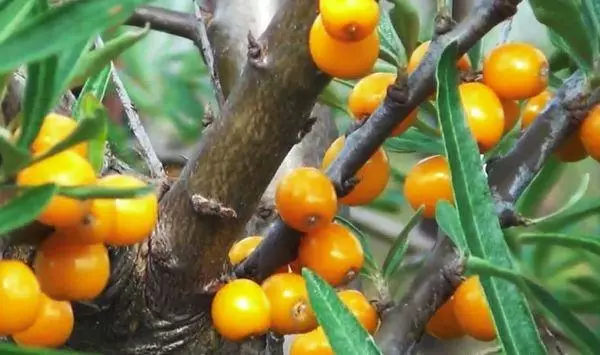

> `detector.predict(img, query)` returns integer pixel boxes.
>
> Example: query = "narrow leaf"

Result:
[435,200,467,252]
[0,341,93,354]
[581,0,600,56]
[0,0,36,43]
[302,268,383,355]
[0,184,57,236]
[528,0,594,72]
[377,8,403,64]
[383,127,445,155]
[517,233,600,257]
[0,135,32,178]
[53,39,93,97]
[334,215,378,274]
[58,184,154,200]
[74,91,109,172]
[533,198,600,231]
[0,0,151,73]
[381,206,423,279]
[69,25,150,88]
[527,173,590,225]
[389,0,420,58]
[73,66,112,117]
[435,39,546,354]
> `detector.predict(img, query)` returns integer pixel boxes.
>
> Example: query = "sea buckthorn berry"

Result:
[211,279,271,341]
[261,273,317,335]
[501,100,520,134]
[403,155,453,219]
[228,236,263,266]
[275,167,337,233]
[554,129,589,163]
[425,296,465,340]
[321,136,389,206]
[458,82,505,152]
[580,105,600,162]
[96,174,158,246]
[338,289,379,334]
[453,276,496,342]
[60,198,116,245]
[34,232,110,301]
[309,14,379,79]
[12,293,74,348]
[483,42,549,100]
[16,150,96,228]
[289,326,333,355]
[407,40,471,75]
[31,113,87,158]
[521,90,553,130]
[347,72,418,136]
[319,0,379,42]
[0,260,42,335]
[298,222,364,286]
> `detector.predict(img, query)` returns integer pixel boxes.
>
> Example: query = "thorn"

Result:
[191,194,238,218]
[296,116,318,142]
[247,31,268,69]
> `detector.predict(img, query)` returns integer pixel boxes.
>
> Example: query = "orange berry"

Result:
[425,296,465,340]
[347,72,418,136]
[298,222,364,286]
[338,289,378,334]
[12,293,74,348]
[554,128,588,163]
[407,40,471,75]
[483,42,549,100]
[275,167,337,233]
[96,174,158,246]
[16,150,96,228]
[580,105,600,161]
[261,273,317,334]
[453,276,496,342]
[458,82,505,152]
[0,260,42,335]
[403,155,453,218]
[309,14,379,79]
[34,232,110,301]
[289,327,333,355]
[31,113,87,158]
[319,0,379,42]
[321,136,389,206]
[521,90,553,130]
[211,279,271,341]
[59,198,116,245]
[501,99,520,134]
[228,236,263,266]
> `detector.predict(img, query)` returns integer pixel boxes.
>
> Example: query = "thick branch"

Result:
[147,0,329,318]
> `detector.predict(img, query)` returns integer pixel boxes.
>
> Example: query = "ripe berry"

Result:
[458,82,505,152]
[338,289,379,334]
[319,0,379,42]
[309,14,379,79]
[289,326,333,355]
[403,155,453,218]
[0,260,42,335]
[501,100,520,134]
[483,42,549,100]
[34,232,110,301]
[521,90,553,130]
[211,279,271,341]
[12,293,74,348]
[275,167,337,233]
[228,236,263,266]
[347,72,418,136]
[261,273,317,335]
[407,40,471,75]
[321,136,389,206]
[16,150,96,228]
[31,113,87,158]
[453,276,496,342]
[579,105,600,162]
[425,296,465,340]
[298,222,364,286]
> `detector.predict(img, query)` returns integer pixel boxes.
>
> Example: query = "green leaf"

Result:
[69,25,150,88]
[0,184,57,236]
[0,0,151,73]
[0,0,36,43]
[381,206,423,279]
[389,0,420,58]
[435,200,467,252]
[302,268,382,355]
[334,215,378,275]
[0,135,32,178]
[435,39,546,354]
[516,158,564,216]
[467,39,483,71]
[0,341,94,354]
[581,0,600,56]
[17,55,59,150]
[73,91,109,172]
[377,8,403,64]
[53,39,93,98]
[528,0,595,72]
[318,82,351,115]
[73,66,112,117]
[58,184,154,200]
[383,127,445,155]
[516,232,600,258]
[533,198,600,232]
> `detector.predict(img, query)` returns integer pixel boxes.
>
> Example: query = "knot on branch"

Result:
[344,116,368,137]
[564,93,592,124]
[248,31,268,69]
[333,175,359,199]
[202,104,215,127]
[385,70,410,108]
[433,10,456,36]
[460,70,483,83]
[191,194,238,218]
[493,0,519,19]
[256,201,275,220]
[297,116,318,143]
